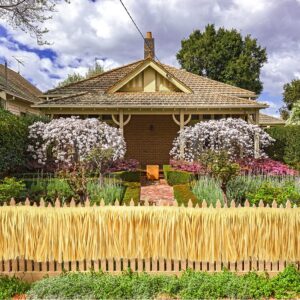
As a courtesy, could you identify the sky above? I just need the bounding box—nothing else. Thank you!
[1,0,300,117]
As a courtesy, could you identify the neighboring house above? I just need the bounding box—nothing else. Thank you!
[0,63,41,116]
[35,32,282,165]
[259,113,286,128]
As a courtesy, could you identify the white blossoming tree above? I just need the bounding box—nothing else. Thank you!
[170,118,274,162]
[28,117,126,168]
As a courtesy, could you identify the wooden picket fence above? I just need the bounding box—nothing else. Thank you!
[0,197,299,282]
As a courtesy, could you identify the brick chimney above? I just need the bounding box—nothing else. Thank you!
[144,32,155,59]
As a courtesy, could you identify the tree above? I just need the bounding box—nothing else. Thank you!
[170,118,274,162]
[286,100,300,125]
[57,73,84,87]
[283,79,300,110]
[0,0,67,45]
[28,117,126,168]
[58,62,104,87]
[176,24,267,94]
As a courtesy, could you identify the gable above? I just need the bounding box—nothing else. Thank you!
[108,60,192,94]
[119,66,181,92]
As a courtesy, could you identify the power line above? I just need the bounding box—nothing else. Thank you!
[118,0,161,63]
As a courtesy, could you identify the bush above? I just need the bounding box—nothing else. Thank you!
[26,266,300,299]
[0,177,26,202]
[110,171,141,182]
[0,108,48,175]
[192,177,224,206]
[266,126,300,170]
[123,182,141,205]
[246,180,300,206]
[165,170,193,186]
[46,178,74,202]
[162,165,172,181]
[0,275,30,299]
[173,184,199,206]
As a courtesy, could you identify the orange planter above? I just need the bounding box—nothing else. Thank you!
[146,165,159,180]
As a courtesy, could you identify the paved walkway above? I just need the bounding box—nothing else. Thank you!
[140,179,174,205]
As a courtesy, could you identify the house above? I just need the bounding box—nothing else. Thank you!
[0,63,41,116]
[34,32,282,165]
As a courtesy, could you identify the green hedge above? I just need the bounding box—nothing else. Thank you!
[173,184,199,206]
[0,109,49,176]
[26,266,300,299]
[110,171,141,182]
[163,165,194,186]
[122,182,141,205]
[266,126,300,169]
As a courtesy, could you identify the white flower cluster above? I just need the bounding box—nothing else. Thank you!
[170,118,274,161]
[28,117,126,166]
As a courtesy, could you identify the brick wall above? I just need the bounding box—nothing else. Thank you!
[124,115,179,166]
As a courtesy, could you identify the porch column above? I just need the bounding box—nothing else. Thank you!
[247,111,260,159]
[111,111,131,136]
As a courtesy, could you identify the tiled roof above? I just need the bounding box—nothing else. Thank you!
[0,64,42,103]
[259,113,285,125]
[36,91,266,108]
[38,58,265,109]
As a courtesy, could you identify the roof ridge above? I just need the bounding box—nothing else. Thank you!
[46,59,145,94]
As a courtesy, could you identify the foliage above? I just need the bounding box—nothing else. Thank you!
[58,62,104,87]
[199,150,240,201]
[0,177,25,202]
[165,170,193,186]
[88,179,124,205]
[107,159,139,173]
[177,24,267,94]
[0,0,65,45]
[57,72,85,87]
[46,178,74,203]
[170,159,205,174]
[26,267,300,299]
[270,264,300,299]
[122,182,141,205]
[173,184,199,206]
[163,165,172,181]
[266,126,300,169]
[0,108,48,175]
[0,275,30,299]
[238,157,298,175]
[192,177,224,206]
[283,79,300,111]
[110,171,141,182]
[246,180,300,206]
[286,100,300,125]
[28,117,126,168]
[170,118,273,161]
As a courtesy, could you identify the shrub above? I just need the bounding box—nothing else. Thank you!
[0,275,30,299]
[173,184,199,206]
[238,157,298,175]
[0,177,26,202]
[46,178,74,202]
[162,165,172,181]
[0,108,48,175]
[246,181,300,206]
[26,267,300,299]
[107,159,140,172]
[192,177,224,206]
[123,182,141,205]
[170,160,205,174]
[110,171,141,182]
[88,179,125,205]
[165,170,193,186]
[266,126,300,170]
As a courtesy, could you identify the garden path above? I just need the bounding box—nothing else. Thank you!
[140,179,174,205]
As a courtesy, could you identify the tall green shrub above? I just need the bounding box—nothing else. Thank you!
[266,126,300,169]
[0,109,48,175]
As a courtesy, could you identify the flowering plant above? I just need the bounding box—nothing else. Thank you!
[238,158,298,176]
[170,159,205,174]
[170,118,274,161]
[28,117,126,168]
[106,159,140,173]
